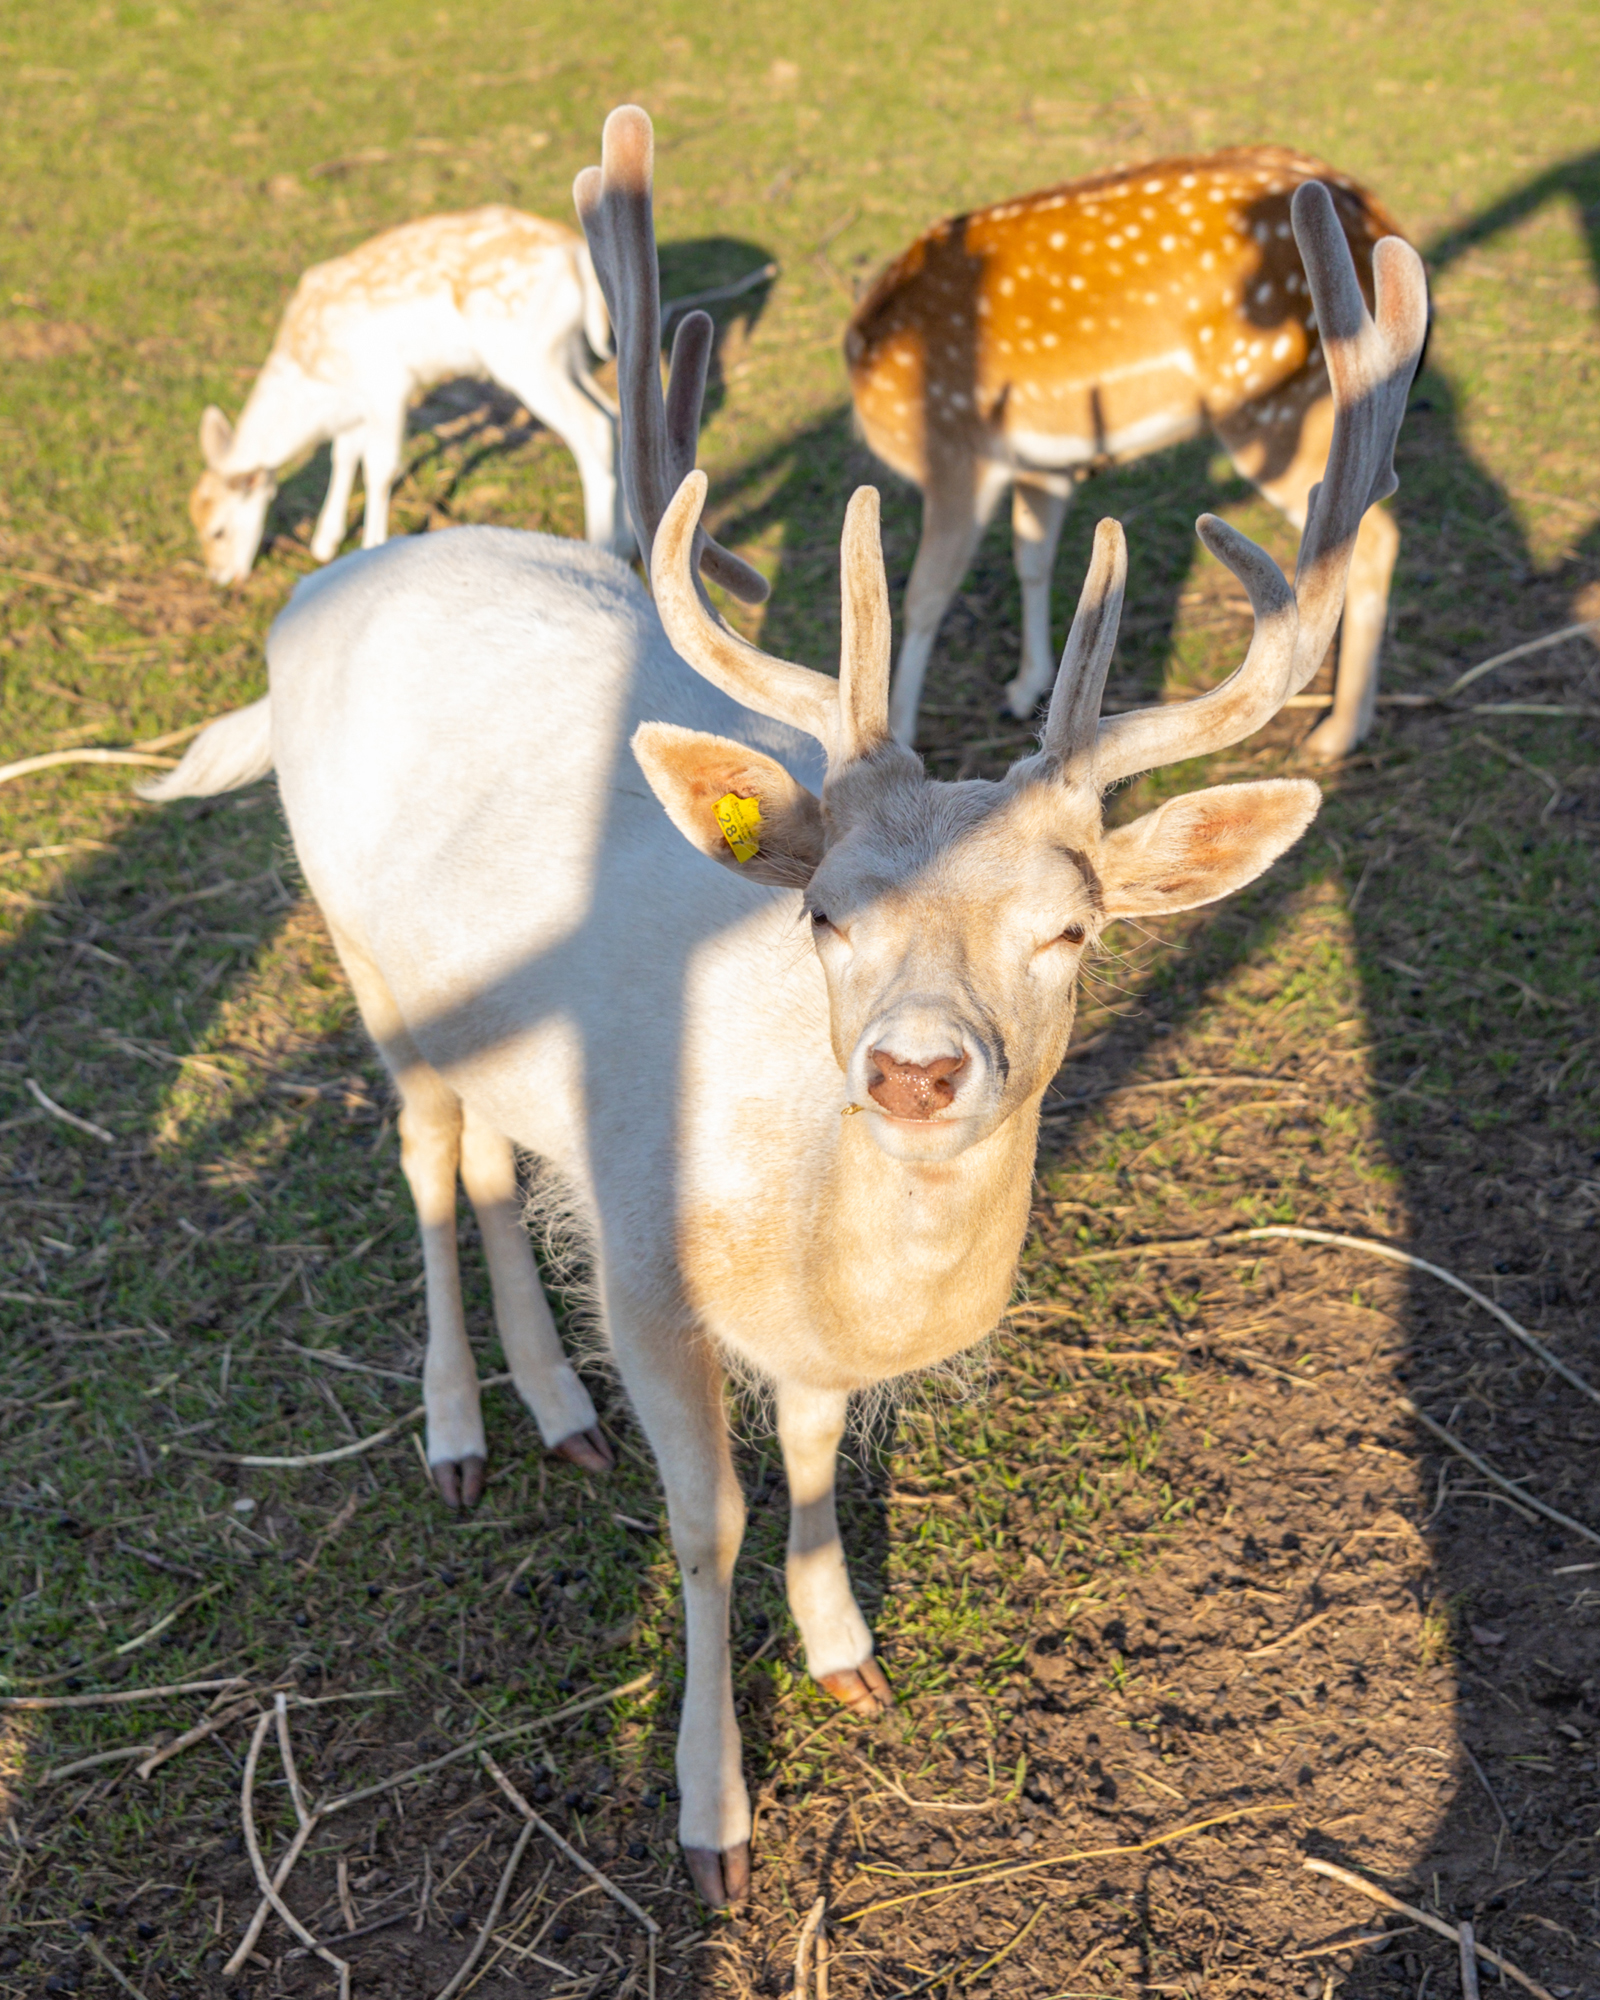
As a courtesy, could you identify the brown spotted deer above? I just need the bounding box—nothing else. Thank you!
[144,108,1425,1905]
[847,148,1418,758]
[191,206,625,584]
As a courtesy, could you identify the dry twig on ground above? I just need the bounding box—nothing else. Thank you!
[794,1895,828,2000]
[480,1750,661,1936]
[1302,1859,1554,2000]
[432,1819,537,2000]
[235,1711,346,1996]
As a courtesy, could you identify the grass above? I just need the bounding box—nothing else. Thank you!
[2,1,1599,1997]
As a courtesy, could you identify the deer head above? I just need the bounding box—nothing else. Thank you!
[584,112,1427,1164]
[190,406,276,585]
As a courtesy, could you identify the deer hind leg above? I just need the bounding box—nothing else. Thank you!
[328,930,484,1507]
[310,428,362,564]
[889,455,1004,745]
[1003,478,1071,719]
[493,348,625,553]
[1221,388,1399,761]
[776,1381,891,1718]
[608,1298,748,1905]
[456,1104,612,1474]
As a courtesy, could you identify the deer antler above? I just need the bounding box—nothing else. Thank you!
[574,106,768,606]
[652,471,896,768]
[1051,180,1427,789]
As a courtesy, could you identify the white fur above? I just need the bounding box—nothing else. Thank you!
[193,214,626,584]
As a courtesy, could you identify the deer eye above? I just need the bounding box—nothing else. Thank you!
[1059,923,1087,946]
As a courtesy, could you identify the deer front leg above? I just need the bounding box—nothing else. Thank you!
[457,1104,612,1473]
[610,1304,749,1906]
[776,1381,892,1718]
[889,454,1002,745]
[1003,478,1070,719]
[310,428,362,563]
[358,403,406,549]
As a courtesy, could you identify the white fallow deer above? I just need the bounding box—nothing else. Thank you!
[846,148,1418,758]
[191,205,627,585]
[143,108,1426,1907]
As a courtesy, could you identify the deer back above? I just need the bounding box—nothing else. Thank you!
[846,147,1409,485]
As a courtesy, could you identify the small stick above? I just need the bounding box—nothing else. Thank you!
[480,1751,661,1936]
[1302,1859,1554,2000]
[81,1935,153,2000]
[138,1697,258,1779]
[42,1744,156,1784]
[316,1673,652,1817]
[337,1857,359,1935]
[1459,1919,1482,2000]
[1,1675,244,1713]
[1041,1072,1310,1117]
[968,1901,1045,1983]
[1444,616,1600,696]
[661,260,778,327]
[795,1895,826,2000]
[1053,1225,1600,1414]
[116,1582,225,1657]
[224,1816,320,1976]
[25,1077,114,1145]
[1401,1401,1600,1551]
[238,1713,348,1997]
[1460,1744,1511,1840]
[432,1819,536,2000]
[276,1692,313,1826]
[1243,1601,1386,1659]
[0,747,176,789]
[175,1373,514,1469]
[1287,1927,1416,1961]
[842,1802,1294,1921]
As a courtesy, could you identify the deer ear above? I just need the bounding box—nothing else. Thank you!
[1099,778,1320,919]
[199,405,234,471]
[631,723,825,888]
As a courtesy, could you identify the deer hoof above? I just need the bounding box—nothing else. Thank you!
[1300,716,1358,763]
[432,1455,487,1510]
[683,1841,750,1907]
[552,1426,615,1474]
[817,1658,895,1717]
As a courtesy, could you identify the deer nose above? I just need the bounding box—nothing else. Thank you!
[866,1047,969,1121]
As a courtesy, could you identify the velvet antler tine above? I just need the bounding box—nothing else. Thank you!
[661,312,770,606]
[652,472,840,752]
[1090,520,1296,787]
[578,111,769,606]
[1042,517,1126,775]
[664,312,712,484]
[837,487,892,759]
[1082,184,1426,789]
[1287,182,1427,688]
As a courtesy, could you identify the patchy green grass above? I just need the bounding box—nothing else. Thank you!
[2,2,1599,1997]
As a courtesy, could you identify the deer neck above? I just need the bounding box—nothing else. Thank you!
[684,1083,1043,1395]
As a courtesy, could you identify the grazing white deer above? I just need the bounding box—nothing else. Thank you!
[145,109,1426,1906]
[191,206,626,584]
[847,148,1417,758]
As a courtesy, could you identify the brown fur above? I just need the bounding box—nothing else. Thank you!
[846,146,1407,487]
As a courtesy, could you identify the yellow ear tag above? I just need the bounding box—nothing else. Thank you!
[714,792,763,864]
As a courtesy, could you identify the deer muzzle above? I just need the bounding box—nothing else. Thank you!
[866,1047,970,1121]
